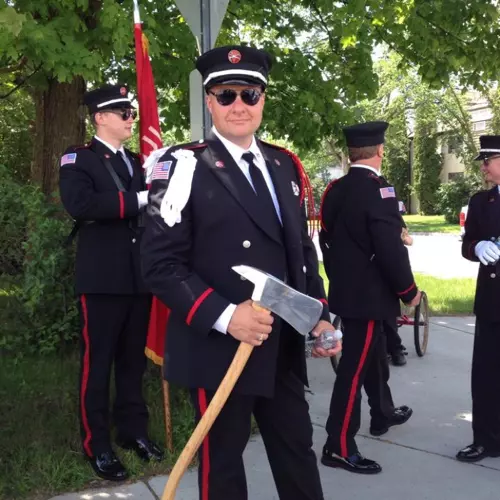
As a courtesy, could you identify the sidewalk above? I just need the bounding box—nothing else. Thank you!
[50,316,500,500]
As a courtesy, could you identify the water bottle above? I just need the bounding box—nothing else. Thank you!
[305,329,343,358]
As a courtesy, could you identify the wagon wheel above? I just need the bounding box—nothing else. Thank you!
[414,291,430,357]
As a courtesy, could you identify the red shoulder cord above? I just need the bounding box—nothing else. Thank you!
[280,148,317,239]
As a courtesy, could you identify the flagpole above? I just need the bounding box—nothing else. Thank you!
[133,0,173,456]
[133,0,141,24]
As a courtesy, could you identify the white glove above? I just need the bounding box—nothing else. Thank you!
[137,190,149,208]
[474,240,500,266]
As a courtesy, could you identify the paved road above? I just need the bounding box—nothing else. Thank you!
[313,232,479,279]
[52,317,500,500]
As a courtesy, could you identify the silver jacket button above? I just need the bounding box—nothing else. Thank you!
[490,273,496,279]
[242,240,251,248]
[132,238,136,243]
[303,265,307,273]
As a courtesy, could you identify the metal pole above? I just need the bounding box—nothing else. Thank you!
[200,0,213,136]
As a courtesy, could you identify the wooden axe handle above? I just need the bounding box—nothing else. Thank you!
[162,301,268,499]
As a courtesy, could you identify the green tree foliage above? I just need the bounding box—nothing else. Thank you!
[413,112,442,214]
[2,0,500,189]
[0,78,33,182]
[437,175,483,223]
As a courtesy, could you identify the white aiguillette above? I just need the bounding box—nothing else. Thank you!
[160,149,198,227]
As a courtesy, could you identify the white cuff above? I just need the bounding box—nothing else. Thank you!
[137,190,149,208]
[213,304,237,334]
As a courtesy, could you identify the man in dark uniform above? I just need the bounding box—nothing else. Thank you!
[319,121,419,474]
[457,135,500,463]
[141,46,341,500]
[59,84,163,481]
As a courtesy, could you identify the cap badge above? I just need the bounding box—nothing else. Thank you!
[228,50,242,64]
[291,181,300,196]
[120,87,126,96]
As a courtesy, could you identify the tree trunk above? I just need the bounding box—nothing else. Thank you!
[31,76,86,199]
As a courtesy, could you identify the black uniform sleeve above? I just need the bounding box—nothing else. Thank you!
[367,186,418,304]
[293,175,329,322]
[140,151,231,335]
[59,147,139,221]
[461,193,481,262]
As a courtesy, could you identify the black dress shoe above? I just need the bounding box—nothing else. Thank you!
[321,447,382,474]
[456,444,500,463]
[86,451,129,481]
[370,405,413,436]
[117,437,164,462]
[390,349,407,366]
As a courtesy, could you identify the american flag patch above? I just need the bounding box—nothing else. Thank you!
[60,153,77,166]
[380,187,395,199]
[152,161,172,180]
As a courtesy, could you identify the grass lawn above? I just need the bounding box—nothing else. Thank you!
[318,264,475,316]
[0,274,199,499]
[402,215,460,234]
[0,354,196,500]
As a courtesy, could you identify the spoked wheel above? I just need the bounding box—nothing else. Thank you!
[330,315,342,374]
[413,291,429,357]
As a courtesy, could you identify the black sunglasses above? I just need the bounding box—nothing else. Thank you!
[483,154,500,166]
[105,109,137,120]
[209,88,263,106]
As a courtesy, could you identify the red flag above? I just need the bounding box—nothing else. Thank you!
[134,4,170,365]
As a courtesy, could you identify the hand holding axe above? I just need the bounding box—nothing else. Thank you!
[161,265,340,499]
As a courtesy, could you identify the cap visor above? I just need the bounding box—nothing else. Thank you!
[206,76,265,88]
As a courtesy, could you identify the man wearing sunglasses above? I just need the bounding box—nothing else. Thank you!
[141,45,341,499]
[458,135,500,463]
[59,84,163,482]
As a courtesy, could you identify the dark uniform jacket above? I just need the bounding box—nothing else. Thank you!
[59,137,149,295]
[462,186,500,321]
[319,167,417,320]
[140,132,329,398]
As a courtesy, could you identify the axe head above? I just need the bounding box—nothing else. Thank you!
[232,264,323,336]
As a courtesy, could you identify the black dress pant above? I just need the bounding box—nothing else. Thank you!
[325,318,394,457]
[385,317,404,355]
[78,293,151,457]
[471,319,500,450]
[189,369,324,500]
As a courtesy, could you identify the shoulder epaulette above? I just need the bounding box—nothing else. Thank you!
[368,173,382,184]
[171,140,207,152]
[260,140,316,238]
[70,143,91,151]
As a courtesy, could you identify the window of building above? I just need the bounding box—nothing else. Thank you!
[473,121,487,132]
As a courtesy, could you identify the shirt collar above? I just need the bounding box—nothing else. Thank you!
[94,135,125,156]
[350,163,381,176]
[212,126,261,164]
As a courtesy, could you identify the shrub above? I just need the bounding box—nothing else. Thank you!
[0,166,78,356]
[437,175,483,223]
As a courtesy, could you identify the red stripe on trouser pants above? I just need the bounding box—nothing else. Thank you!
[339,320,375,457]
[198,388,210,500]
[80,295,93,457]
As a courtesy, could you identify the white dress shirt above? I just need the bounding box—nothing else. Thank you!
[211,126,283,334]
[350,163,381,176]
[94,136,148,208]
[212,127,283,223]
